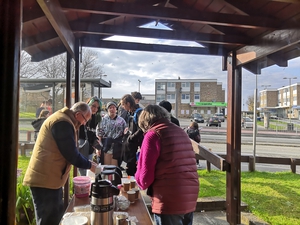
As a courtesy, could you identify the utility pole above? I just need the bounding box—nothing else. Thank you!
[138,79,141,92]
[283,77,297,124]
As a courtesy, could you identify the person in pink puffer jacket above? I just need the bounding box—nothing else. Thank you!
[135,104,199,225]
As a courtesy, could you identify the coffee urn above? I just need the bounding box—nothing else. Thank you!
[90,179,120,225]
[100,170,122,186]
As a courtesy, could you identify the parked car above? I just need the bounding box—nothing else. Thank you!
[214,113,225,122]
[241,117,253,128]
[191,113,205,123]
[206,116,221,127]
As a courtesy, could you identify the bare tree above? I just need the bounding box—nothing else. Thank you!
[20,48,104,79]
[20,48,105,111]
[78,48,104,78]
[20,51,39,78]
[246,94,260,111]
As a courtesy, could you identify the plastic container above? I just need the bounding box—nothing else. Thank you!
[61,215,88,225]
[73,176,91,198]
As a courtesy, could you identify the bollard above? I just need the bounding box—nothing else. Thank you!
[27,131,32,142]
[291,158,296,173]
[249,156,254,172]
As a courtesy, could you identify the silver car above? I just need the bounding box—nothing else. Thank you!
[241,117,253,128]
[214,113,225,122]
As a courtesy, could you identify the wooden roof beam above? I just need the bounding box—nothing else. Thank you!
[70,22,250,45]
[31,45,66,62]
[60,0,281,29]
[23,4,45,23]
[37,0,75,59]
[22,30,58,49]
[236,28,300,66]
[81,37,226,56]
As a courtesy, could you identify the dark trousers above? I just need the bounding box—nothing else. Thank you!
[30,187,64,225]
[154,212,194,225]
[126,161,137,176]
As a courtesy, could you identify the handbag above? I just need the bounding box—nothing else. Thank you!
[78,126,90,158]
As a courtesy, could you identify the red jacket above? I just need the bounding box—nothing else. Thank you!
[140,119,199,215]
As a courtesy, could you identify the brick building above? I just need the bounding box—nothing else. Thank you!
[259,83,300,119]
[155,79,226,118]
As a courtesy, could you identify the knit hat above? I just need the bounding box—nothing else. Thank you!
[159,100,172,113]
[106,101,117,109]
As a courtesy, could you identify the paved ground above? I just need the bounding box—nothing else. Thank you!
[193,211,229,225]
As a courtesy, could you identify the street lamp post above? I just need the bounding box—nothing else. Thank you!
[138,79,141,92]
[261,84,271,90]
[99,74,107,99]
[283,77,297,123]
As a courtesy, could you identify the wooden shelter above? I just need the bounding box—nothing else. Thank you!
[1,0,300,224]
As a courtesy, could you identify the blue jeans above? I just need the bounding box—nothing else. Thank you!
[154,212,194,225]
[30,187,64,225]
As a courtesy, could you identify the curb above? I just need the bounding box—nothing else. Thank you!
[196,197,248,212]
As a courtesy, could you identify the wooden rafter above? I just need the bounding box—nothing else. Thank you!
[37,0,76,59]
[60,0,281,29]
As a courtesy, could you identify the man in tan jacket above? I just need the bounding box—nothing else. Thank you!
[24,102,97,225]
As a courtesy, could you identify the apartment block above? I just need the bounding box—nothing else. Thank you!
[155,79,226,118]
[259,83,300,119]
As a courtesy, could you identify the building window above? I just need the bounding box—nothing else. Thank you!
[181,94,190,100]
[181,82,190,88]
[194,94,200,101]
[167,82,175,88]
[167,94,175,100]
[156,94,165,103]
[157,82,165,91]
[194,82,200,92]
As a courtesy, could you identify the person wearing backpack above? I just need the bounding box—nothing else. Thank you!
[187,121,202,169]
[120,94,144,176]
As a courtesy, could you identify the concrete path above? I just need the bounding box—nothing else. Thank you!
[193,211,229,225]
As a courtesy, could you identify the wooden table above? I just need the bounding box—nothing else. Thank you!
[64,188,154,225]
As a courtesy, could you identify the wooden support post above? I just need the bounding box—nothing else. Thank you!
[27,131,32,141]
[206,148,212,172]
[206,160,211,172]
[0,0,21,224]
[249,156,254,172]
[291,158,296,173]
[20,143,25,156]
[226,51,242,225]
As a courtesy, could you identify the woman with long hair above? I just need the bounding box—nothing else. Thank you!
[78,96,102,176]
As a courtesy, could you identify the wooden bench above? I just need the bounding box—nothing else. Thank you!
[18,142,34,156]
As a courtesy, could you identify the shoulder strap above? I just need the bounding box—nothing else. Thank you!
[133,108,143,124]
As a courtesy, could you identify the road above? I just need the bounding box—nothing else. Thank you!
[19,118,299,173]
[178,118,300,173]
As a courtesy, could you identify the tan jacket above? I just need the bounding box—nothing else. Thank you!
[23,107,79,189]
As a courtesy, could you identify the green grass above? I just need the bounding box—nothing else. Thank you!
[19,112,35,119]
[18,157,300,225]
[198,170,300,225]
[257,120,300,131]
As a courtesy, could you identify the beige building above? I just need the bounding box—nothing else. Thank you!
[155,79,226,118]
[259,83,300,119]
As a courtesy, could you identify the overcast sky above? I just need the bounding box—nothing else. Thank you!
[92,22,300,110]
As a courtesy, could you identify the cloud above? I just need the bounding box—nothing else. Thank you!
[94,22,300,110]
